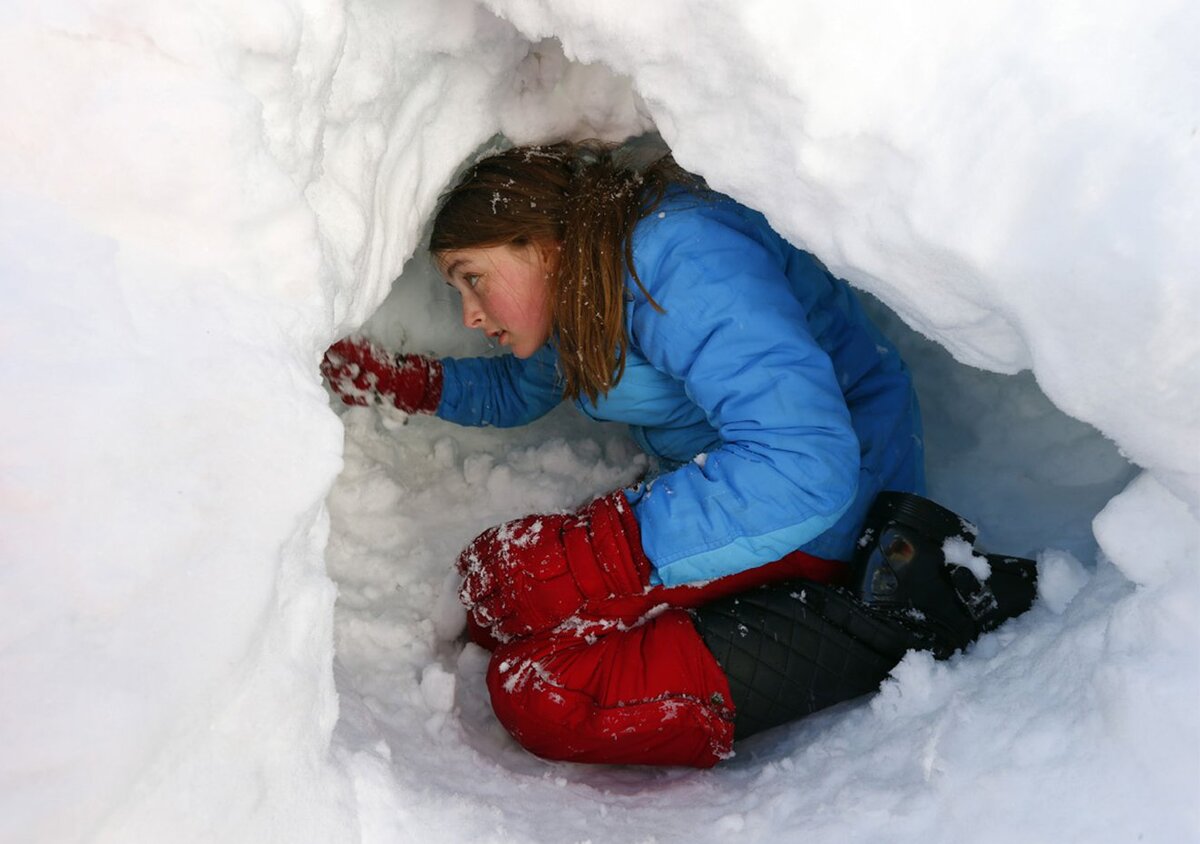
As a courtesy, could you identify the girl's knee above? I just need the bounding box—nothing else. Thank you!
[485,612,735,767]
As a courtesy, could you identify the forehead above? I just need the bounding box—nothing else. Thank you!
[436,244,523,274]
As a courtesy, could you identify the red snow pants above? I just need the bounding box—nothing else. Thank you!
[469,549,845,767]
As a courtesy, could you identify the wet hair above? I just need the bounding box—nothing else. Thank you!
[429,140,701,404]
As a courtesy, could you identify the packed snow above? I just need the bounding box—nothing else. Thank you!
[1,1,1197,843]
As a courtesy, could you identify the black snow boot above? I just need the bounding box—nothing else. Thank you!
[848,492,1038,658]
[692,581,933,740]
[690,493,1039,741]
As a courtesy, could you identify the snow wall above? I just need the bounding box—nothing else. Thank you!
[1,1,1197,842]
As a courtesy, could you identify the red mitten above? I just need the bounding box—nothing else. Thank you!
[457,491,652,642]
[321,337,443,413]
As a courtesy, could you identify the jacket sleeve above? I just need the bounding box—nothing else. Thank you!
[437,343,563,428]
[624,210,861,586]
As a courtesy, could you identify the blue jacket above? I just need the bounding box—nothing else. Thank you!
[437,190,925,586]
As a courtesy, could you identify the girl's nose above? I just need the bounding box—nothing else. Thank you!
[461,296,485,329]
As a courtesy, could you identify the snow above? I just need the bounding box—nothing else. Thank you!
[1035,549,1089,616]
[942,537,992,581]
[1,1,1197,843]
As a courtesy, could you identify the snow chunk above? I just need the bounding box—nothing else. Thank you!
[419,664,457,713]
[1037,549,1090,614]
[1094,472,1199,587]
[432,566,468,642]
[942,536,992,581]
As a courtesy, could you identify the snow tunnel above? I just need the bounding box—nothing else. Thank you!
[2,3,1197,843]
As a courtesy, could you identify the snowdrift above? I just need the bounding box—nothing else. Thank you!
[1,1,1196,842]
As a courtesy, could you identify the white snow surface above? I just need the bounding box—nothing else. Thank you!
[1,1,1197,842]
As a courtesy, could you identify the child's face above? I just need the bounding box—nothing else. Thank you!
[437,241,558,359]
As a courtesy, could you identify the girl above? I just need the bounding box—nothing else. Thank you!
[322,142,1033,766]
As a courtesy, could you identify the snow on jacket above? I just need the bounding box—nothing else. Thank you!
[436,189,925,586]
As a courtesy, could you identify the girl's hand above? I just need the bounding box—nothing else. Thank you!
[320,337,443,414]
[456,491,652,642]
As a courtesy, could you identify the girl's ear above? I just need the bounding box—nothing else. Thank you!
[535,238,563,273]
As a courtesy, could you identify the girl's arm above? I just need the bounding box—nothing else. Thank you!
[437,342,563,428]
[626,208,861,586]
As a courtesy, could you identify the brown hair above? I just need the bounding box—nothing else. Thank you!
[429,141,699,404]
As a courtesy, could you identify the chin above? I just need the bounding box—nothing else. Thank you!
[511,334,550,359]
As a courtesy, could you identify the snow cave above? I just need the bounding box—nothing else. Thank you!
[2,3,1197,843]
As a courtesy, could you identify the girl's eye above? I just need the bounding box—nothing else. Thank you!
[464,273,481,289]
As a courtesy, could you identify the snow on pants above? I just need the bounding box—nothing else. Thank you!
[469,549,845,767]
